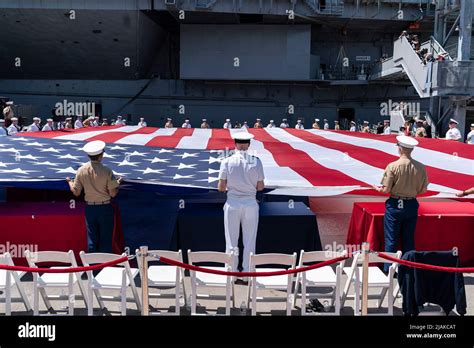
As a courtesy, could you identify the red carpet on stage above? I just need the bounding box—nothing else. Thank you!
[0,202,124,265]
[347,202,474,266]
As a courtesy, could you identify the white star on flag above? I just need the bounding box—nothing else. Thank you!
[102,153,117,159]
[170,163,197,170]
[113,171,129,176]
[40,147,62,153]
[0,162,14,167]
[126,150,148,157]
[31,161,60,166]
[0,168,38,175]
[153,149,174,154]
[135,168,165,175]
[172,174,195,180]
[59,141,81,146]
[109,145,129,151]
[56,154,81,160]
[201,156,223,164]
[145,157,169,164]
[0,148,25,153]
[175,152,198,159]
[17,154,43,160]
[23,142,45,147]
[198,168,220,174]
[54,167,77,174]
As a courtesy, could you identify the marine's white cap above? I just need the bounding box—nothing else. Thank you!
[65,117,72,121]
[83,140,106,156]
[226,118,231,122]
[256,118,261,121]
[315,118,320,122]
[323,119,328,122]
[46,118,53,122]
[471,123,474,127]
[185,119,190,121]
[33,117,41,121]
[384,119,390,123]
[243,121,248,124]
[140,117,144,120]
[202,118,207,122]
[282,118,287,121]
[167,118,172,121]
[297,119,302,123]
[334,120,339,123]
[350,120,356,124]
[117,115,122,119]
[363,120,369,124]
[270,120,274,122]
[396,135,418,149]
[231,132,254,141]
[449,118,458,125]
[5,101,13,105]
[11,117,18,121]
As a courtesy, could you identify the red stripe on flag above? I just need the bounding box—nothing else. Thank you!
[145,128,194,147]
[86,127,159,143]
[286,129,472,191]
[333,130,474,160]
[206,129,235,150]
[248,129,366,187]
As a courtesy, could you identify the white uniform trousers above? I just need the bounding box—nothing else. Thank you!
[223,196,259,272]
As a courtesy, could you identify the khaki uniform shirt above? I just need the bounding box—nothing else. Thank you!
[415,126,427,138]
[335,125,340,130]
[381,157,429,198]
[165,121,173,128]
[362,126,370,133]
[201,123,209,129]
[312,123,320,129]
[71,161,119,202]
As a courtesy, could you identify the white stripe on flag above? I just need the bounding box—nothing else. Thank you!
[176,128,212,149]
[305,129,474,176]
[116,128,177,145]
[54,126,141,141]
[230,129,312,188]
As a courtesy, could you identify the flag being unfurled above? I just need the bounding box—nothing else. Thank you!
[0,126,471,197]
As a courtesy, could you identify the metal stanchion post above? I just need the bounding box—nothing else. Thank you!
[361,242,370,316]
[139,245,149,316]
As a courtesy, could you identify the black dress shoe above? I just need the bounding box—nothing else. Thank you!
[309,298,325,312]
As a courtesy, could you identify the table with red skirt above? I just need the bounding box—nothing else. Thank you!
[0,202,124,265]
[347,201,474,266]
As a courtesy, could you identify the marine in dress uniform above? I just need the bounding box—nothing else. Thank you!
[41,118,54,131]
[280,119,289,128]
[361,121,370,133]
[334,120,340,130]
[182,119,192,128]
[67,140,122,253]
[312,118,320,129]
[200,118,210,129]
[323,119,329,130]
[414,119,427,138]
[349,121,356,132]
[223,119,232,129]
[7,117,20,135]
[295,120,304,129]
[165,118,174,128]
[266,120,276,128]
[466,123,474,144]
[0,119,7,136]
[65,117,73,129]
[445,119,461,141]
[383,120,391,135]
[218,132,265,275]
[74,116,83,129]
[28,117,41,132]
[373,136,429,271]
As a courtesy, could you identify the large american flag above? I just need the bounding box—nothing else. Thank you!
[0,125,472,197]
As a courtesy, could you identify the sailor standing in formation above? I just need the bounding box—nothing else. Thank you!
[466,123,474,144]
[280,118,289,128]
[373,136,429,272]
[74,116,83,129]
[295,120,304,129]
[66,140,122,253]
[223,118,232,129]
[182,118,192,128]
[0,119,7,136]
[323,119,329,130]
[7,117,20,135]
[445,119,461,141]
[28,117,41,132]
[218,132,265,276]
[312,118,320,129]
[349,121,356,132]
[137,117,147,127]
[165,118,173,128]
[266,120,276,128]
[42,118,54,131]
[383,120,391,135]
[200,118,210,129]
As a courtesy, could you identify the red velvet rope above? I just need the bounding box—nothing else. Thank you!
[378,252,474,273]
[0,255,129,273]
[158,255,348,277]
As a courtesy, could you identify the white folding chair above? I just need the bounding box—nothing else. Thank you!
[248,252,297,316]
[136,249,186,315]
[0,253,31,315]
[187,250,235,316]
[341,250,402,316]
[294,250,347,316]
[25,250,87,316]
[80,252,141,316]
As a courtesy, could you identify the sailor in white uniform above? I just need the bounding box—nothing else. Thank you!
[466,123,474,144]
[445,118,461,141]
[383,120,391,135]
[92,116,100,127]
[266,120,276,128]
[74,116,83,129]
[0,119,7,136]
[241,121,249,129]
[138,117,147,127]
[28,117,41,132]
[115,115,126,126]
[7,117,20,135]
[349,121,356,132]
[295,119,304,129]
[182,118,192,128]
[42,118,54,131]
[223,118,232,129]
[280,118,289,128]
[218,132,265,275]
[323,119,329,130]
